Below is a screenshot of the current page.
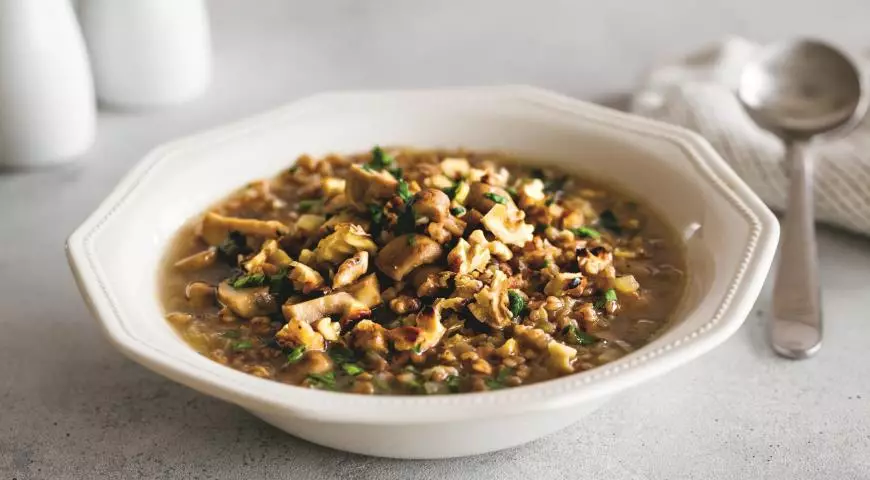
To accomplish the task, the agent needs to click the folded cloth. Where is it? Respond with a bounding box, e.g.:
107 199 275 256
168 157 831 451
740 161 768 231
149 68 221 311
630 36 870 235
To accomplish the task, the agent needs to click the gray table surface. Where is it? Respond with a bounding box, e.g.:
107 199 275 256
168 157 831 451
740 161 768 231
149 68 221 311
3 1 870 479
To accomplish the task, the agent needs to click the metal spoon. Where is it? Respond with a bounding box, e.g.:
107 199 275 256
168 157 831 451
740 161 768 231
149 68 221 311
738 39 867 359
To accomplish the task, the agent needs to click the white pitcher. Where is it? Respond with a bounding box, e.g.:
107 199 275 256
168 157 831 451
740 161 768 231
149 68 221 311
0 0 96 169
79 0 212 109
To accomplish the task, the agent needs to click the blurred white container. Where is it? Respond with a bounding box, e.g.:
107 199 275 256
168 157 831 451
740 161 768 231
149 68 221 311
79 0 212 109
0 0 96 169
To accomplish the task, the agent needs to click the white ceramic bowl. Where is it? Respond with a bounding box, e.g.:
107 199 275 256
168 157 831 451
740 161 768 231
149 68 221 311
67 86 779 459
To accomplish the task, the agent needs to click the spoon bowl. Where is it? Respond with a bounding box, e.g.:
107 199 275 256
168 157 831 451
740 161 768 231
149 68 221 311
738 40 866 139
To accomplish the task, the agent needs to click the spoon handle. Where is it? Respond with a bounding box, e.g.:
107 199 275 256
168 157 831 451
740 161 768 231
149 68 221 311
770 141 822 359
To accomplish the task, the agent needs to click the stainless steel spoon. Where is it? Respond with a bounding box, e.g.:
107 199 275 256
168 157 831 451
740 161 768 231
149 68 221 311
738 39 866 359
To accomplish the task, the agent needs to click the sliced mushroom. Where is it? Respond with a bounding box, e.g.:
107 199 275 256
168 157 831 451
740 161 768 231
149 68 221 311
465 182 514 213
518 178 546 208
576 246 614 276
467 229 512 261
314 223 378 265
440 157 471 178
173 247 217 271
345 164 399 209
288 261 325 294
543 272 587 297
375 234 443 281
332 251 369 289
282 292 371 325
414 188 467 237
216 281 276 318
185 281 216 309
199 212 289 246
293 214 326 236
275 317 326 351
336 273 382 308
481 204 534 247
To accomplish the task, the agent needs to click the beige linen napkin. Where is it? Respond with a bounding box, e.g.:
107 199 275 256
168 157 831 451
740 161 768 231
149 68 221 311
630 36 870 235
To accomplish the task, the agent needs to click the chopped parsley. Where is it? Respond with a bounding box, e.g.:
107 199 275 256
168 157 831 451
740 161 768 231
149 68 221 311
394 200 417 235
485 368 513 390
231 272 267 289
342 363 364 376
412 344 423 354
450 206 466 216
328 345 356 365
368 203 384 225
268 266 291 300
604 288 618 302
286 345 305 363
368 145 395 170
217 231 247 261
407 235 417 246
442 181 460 199
571 226 601 239
446 375 461 393
507 290 526 320
396 179 412 202
505 186 518 198
298 199 323 212
306 372 336 390
598 209 622 234
483 192 507 205
565 324 598 346
232 340 253 351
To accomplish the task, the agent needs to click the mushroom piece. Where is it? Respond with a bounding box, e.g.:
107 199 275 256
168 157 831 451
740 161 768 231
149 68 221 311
288 261 326 294
413 188 467 236
199 212 289 246
465 182 515 213
336 273 382 308
395 297 466 352
293 214 326 237
173 247 218 271
314 223 378 265
185 281 216 309
440 157 471 178
481 204 534 247
216 281 277 318
375 234 443 281
468 270 513 330
282 292 371 325
543 272 587 297
275 317 326 351
332 251 369 289
344 164 399 210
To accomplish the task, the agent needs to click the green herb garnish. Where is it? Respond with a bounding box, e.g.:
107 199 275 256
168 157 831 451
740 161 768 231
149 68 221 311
446 375 461 393
484 192 507 205
394 200 417 235
505 186 518 198
286 345 306 363
407 235 417 246
368 203 384 225
604 288 617 302
298 199 323 212
342 363 364 376
328 345 356 365
217 231 247 261
565 324 598 346
388 167 404 180
450 206 466 216
306 372 336 390
396 179 412 203
412 344 423 354
231 272 267 289
368 145 394 170
571 226 601 239
507 290 526 320
232 340 253 351
598 209 622 234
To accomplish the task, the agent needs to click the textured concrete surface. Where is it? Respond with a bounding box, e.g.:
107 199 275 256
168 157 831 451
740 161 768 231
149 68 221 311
2 1 870 478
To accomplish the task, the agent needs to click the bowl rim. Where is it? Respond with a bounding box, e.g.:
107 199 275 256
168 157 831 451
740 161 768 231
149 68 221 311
67 85 779 424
